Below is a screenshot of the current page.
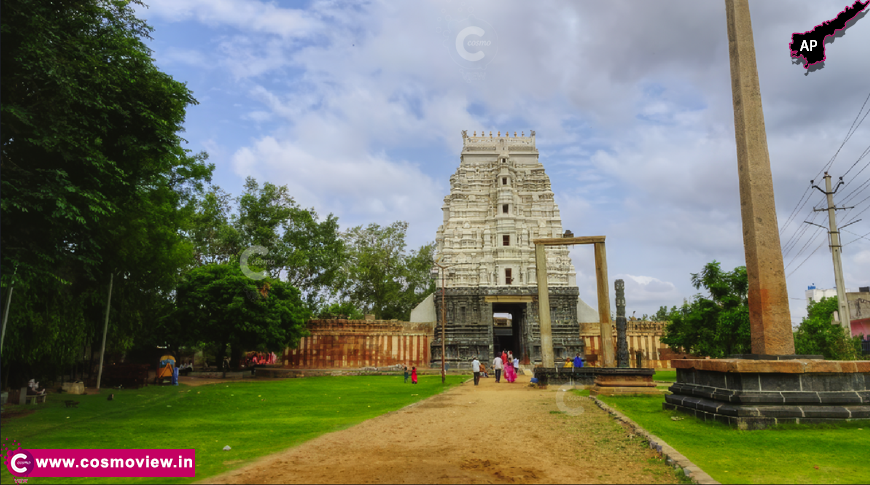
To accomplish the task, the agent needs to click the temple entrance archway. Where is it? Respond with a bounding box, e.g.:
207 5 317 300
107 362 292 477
492 303 525 362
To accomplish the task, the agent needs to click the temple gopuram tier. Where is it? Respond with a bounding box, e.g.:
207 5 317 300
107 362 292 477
411 131 597 369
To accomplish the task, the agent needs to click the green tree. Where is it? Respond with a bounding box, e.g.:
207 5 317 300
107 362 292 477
189 186 243 266
1 0 211 281
173 262 309 368
203 177 346 308
794 297 863 360
662 261 752 358
653 305 678 322
342 223 435 320
317 302 366 320
1 0 213 382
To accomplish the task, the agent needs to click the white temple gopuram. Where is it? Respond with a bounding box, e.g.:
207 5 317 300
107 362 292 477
411 131 598 368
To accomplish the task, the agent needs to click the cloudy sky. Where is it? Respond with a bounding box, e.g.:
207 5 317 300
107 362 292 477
136 0 870 324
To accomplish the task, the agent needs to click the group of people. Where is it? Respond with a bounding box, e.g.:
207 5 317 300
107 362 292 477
470 350 520 385
562 353 585 369
246 352 277 367
403 365 418 384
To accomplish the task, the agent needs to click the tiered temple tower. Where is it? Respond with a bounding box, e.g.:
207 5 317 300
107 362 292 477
426 130 589 368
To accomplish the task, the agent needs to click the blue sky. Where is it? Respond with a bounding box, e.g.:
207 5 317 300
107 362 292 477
136 0 870 323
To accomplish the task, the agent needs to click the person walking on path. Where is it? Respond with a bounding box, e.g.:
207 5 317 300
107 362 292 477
573 353 584 369
411 366 418 384
504 353 517 383
492 354 503 383
471 357 481 385
513 356 520 374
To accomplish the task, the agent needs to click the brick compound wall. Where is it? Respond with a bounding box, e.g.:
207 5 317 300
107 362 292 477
579 320 691 368
284 319 434 369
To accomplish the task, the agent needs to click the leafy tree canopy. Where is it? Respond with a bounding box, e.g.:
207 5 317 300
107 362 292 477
172 262 310 367
662 261 752 358
188 178 345 309
2 0 212 283
794 296 863 360
1 0 212 382
342 222 435 320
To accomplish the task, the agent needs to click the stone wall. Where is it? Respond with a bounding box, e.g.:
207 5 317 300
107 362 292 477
283 319 434 369
579 320 684 368
430 286 584 368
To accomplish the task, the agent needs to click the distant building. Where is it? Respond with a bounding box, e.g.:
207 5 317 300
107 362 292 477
805 285 870 339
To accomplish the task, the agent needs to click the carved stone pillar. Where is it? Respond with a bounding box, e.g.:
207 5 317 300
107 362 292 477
615 279 629 368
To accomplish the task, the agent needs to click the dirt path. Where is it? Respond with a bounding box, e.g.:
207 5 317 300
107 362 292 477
204 374 678 484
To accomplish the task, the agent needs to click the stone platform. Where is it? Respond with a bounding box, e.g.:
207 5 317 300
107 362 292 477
533 367 661 396
664 359 870 429
590 368 660 396
533 367 598 387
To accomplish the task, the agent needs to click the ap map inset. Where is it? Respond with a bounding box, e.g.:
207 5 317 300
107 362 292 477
789 0 869 68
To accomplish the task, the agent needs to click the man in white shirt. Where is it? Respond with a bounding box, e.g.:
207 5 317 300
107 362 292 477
471 357 481 385
492 355 503 383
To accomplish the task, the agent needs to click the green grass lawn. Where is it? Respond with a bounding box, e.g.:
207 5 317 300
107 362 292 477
653 369 676 382
596 394 870 484
0 375 467 484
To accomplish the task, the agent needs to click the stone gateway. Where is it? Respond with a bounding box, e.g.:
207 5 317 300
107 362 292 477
411 131 597 369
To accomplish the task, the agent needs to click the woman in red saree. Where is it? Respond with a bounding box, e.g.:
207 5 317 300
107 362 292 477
411 366 418 384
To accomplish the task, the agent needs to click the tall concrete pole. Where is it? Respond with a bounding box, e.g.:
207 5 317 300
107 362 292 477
725 0 795 355
534 244 555 368
819 173 852 330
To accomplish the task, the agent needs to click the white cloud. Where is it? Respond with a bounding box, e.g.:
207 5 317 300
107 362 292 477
141 0 870 319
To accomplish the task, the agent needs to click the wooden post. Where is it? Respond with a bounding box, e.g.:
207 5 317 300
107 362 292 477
594 242 615 367
535 244 555 368
95 272 114 390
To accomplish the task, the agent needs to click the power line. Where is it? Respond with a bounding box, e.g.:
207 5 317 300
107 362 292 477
787 239 827 278
785 227 826 270
781 88 870 238
843 228 870 245
782 194 824 253
782 198 825 256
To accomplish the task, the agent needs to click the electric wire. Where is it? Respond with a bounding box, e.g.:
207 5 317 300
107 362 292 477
780 88 870 241
785 227 827 270
843 228 870 245
786 239 828 279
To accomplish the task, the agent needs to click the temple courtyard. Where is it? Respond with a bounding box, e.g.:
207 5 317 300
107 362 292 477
206 375 679 485
4 374 870 484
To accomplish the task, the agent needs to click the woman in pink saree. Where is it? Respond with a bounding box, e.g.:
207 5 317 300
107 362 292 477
504 351 517 383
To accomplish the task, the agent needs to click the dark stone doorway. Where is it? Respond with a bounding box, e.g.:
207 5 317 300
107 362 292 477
492 303 526 362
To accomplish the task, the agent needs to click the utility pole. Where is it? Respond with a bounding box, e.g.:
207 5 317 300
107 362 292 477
434 260 447 384
432 257 472 383
808 172 859 331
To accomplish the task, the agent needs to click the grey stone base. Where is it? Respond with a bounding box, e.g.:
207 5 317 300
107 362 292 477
663 401 870 430
534 367 656 387
666 367 870 429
